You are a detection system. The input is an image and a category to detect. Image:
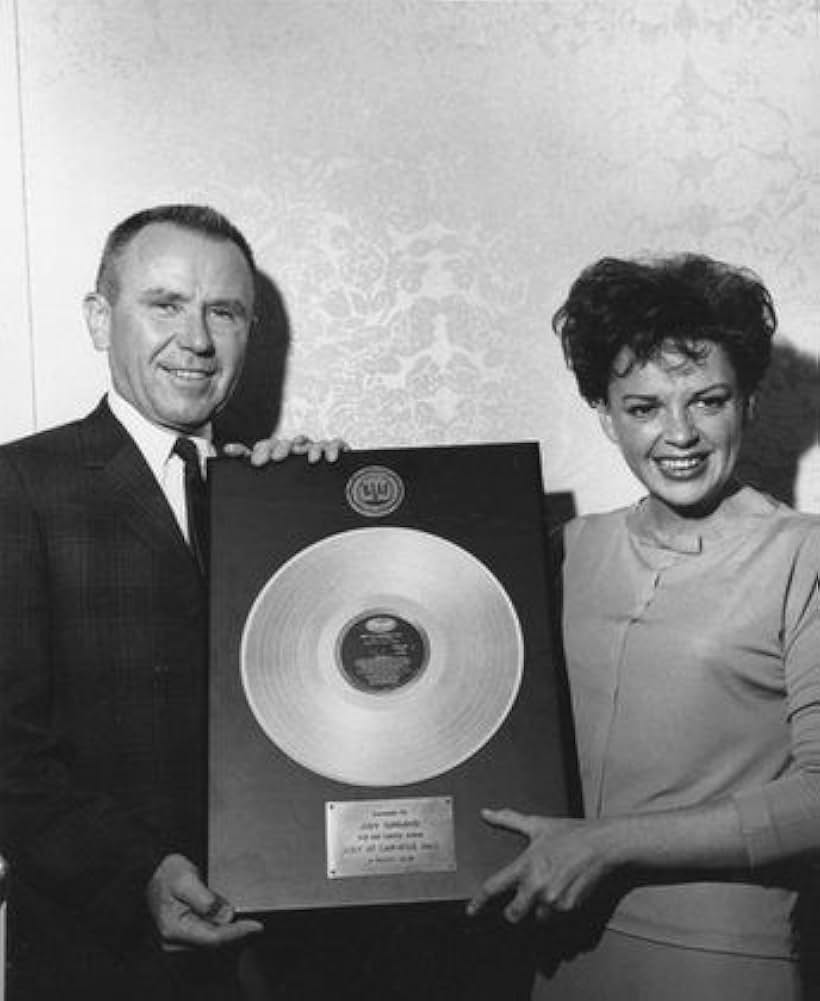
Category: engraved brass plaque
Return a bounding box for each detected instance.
[326,796,456,879]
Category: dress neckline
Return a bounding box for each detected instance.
[625,485,777,554]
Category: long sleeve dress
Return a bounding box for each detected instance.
[536,486,820,1000]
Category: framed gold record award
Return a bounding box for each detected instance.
[208,442,569,913]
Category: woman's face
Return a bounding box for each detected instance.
[598,341,748,523]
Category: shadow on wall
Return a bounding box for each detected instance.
[736,340,820,507]
[213,271,290,447]
[543,491,577,533]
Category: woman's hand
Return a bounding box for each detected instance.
[223,434,349,465]
[466,809,621,924]
[466,798,749,924]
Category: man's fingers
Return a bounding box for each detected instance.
[261,436,311,462]
[201,892,234,925]
[248,440,271,465]
[247,435,349,465]
[168,869,216,914]
[271,438,295,462]
[311,438,349,463]
[194,916,264,947]
[247,438,292,464]
[161,916,264,951]
[199,917,264,945]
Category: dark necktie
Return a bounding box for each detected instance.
[173,436,209,575]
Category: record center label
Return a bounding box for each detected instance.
[326,797,456,879]
[337,612,429,693]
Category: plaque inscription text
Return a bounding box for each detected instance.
[326,797,456,879]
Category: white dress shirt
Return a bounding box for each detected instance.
[106,389,214,543]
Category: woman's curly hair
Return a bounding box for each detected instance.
[552,254,776,405]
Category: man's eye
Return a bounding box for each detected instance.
[208,306,238,322]
[153,301,181,315]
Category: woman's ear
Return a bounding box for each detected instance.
[744,395,757,424]
[83,293,111,351]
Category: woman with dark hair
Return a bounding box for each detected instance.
[468,254,820,999]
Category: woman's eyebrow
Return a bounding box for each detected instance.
[691,382,733,395]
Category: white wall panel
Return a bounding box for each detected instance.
[0,0,34,441]
[6,0,819,512]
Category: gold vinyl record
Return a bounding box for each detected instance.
[240,527,524,786]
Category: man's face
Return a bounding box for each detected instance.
[85,222,255,434]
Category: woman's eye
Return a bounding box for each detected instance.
[627,404,656,418]
[695,396,728,412]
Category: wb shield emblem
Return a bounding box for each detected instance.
[345,466,405,518]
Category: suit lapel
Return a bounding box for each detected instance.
[78,399,195,563]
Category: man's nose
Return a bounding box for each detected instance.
[178,310,214,353]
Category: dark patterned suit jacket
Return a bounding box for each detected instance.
[0,399,237,999]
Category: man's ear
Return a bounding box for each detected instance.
[596,403,619,445]
[83,293,111,351]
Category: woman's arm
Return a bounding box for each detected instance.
[468,524,820,925]
[466,798,748,923]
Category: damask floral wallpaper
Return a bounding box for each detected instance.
[4,0,819,513]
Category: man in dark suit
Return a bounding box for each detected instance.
[0,204,339,1000]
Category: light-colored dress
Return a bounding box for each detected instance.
[535,487,820,1000]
